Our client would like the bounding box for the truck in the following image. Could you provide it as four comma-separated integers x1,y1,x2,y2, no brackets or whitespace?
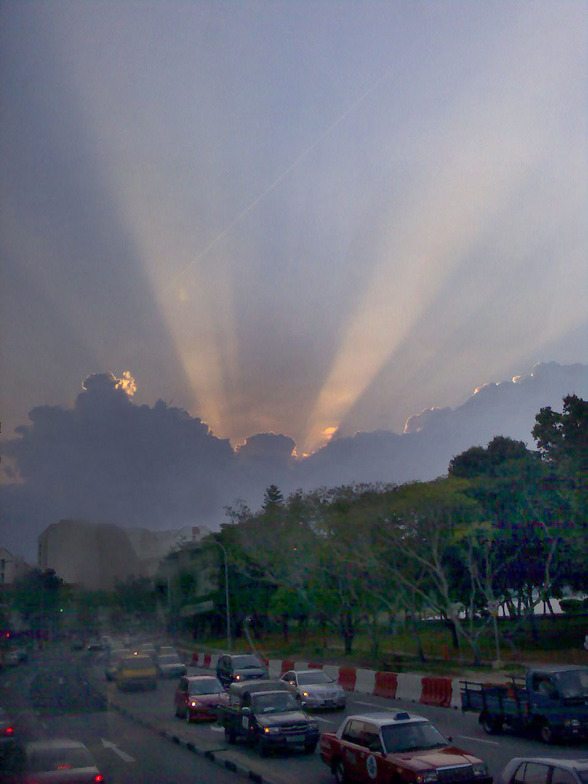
319,709,492,784
460,664,588,743
219,679,320,756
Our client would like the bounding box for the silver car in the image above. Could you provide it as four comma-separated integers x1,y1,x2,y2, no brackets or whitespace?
281,669,346,710
157,651,187,678
21,738,105,783
499,758,588,784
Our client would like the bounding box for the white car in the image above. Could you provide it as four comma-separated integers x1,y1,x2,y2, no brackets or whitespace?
281,669,346,710
157,652,187,678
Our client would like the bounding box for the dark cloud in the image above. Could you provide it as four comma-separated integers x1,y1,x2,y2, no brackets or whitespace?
1,361,586,563
236,433,296,460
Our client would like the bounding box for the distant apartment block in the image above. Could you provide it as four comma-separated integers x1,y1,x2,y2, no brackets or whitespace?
0,547,31,586
37,520,210,591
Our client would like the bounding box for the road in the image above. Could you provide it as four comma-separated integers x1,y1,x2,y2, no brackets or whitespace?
0,646,241,783
1,644,586,784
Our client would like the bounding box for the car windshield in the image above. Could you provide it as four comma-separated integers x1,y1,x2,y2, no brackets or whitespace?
232,655,262,669
190,679,223,695
555,669,588,699
381,721,447,753
252,692,299,713
297,671,332,685
28,746,94,772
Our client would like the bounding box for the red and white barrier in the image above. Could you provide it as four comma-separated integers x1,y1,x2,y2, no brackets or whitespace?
183,652,462,711
419,676,453,707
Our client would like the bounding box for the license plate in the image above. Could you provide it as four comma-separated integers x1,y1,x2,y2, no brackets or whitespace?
288,734,305,743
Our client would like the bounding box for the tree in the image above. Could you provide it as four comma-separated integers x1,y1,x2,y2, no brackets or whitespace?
263,484,285,510
532,395,588,591
11,569,64,637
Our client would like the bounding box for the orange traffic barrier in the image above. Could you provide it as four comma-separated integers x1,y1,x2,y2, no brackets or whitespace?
192,652,199,665
280,659,295,675
307,662,323,669
202,653,211,669
373,671,398,699
338,666,357,692
420,676,452,707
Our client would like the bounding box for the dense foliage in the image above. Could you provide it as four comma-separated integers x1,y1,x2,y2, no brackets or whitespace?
214,396,586,663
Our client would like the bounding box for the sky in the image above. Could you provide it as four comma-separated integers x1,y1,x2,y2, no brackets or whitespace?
1,1,587,462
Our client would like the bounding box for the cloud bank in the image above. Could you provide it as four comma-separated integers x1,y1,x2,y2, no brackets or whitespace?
1,362,586,562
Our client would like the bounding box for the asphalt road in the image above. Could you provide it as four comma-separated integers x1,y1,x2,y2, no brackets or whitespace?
0,646,243,783
88,647,587,784
2,645,586,784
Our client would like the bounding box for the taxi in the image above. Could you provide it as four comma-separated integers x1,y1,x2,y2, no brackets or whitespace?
116,652,157,691
320,710,492,784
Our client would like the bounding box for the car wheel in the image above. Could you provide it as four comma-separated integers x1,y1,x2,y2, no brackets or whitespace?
539,720,555,744
185,710,191,724
480,714,502,735
334,759,347,784
304,740,317,754
257,735,269,757
225,727,236,744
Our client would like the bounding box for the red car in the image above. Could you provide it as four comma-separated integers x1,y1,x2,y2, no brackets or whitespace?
320,710,492,784
174,675,228,722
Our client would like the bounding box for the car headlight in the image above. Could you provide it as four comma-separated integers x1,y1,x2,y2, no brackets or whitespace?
564,719,580,728
302,691,310,697
473,763,489,778
263,726,281,734
234,674,241,680
417,772,438,783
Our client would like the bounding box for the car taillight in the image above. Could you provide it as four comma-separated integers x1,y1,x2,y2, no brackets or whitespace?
4,726,14,736
94,776,104,783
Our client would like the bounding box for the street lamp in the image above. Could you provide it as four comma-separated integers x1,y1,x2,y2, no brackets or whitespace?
210,540,231,652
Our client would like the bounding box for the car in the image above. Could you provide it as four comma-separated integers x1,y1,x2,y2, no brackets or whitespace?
499,758,588,784
158,645,179,656
281,669,346,710
18,738,105,783
0,706,15,745
138,642,156,659
156,651,187,678
105,647,130,681
220,679,320,755
174,675,229,722
320,710,492,784
116,652,157,691
216,652,268,688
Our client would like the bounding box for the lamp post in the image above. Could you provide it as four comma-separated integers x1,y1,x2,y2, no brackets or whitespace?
211,540,231,652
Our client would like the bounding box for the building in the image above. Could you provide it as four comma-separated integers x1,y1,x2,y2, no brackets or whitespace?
0,547,31,586
37,520,211,591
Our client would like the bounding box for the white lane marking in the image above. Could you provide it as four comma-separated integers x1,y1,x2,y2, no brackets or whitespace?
101,738,136,762
210,724,225,733
456,735,499,746
314,716,337,724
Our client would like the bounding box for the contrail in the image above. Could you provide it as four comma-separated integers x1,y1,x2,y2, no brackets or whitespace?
167,67,392,290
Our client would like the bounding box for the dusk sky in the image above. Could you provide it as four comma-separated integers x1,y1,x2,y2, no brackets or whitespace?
2,1,587,459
